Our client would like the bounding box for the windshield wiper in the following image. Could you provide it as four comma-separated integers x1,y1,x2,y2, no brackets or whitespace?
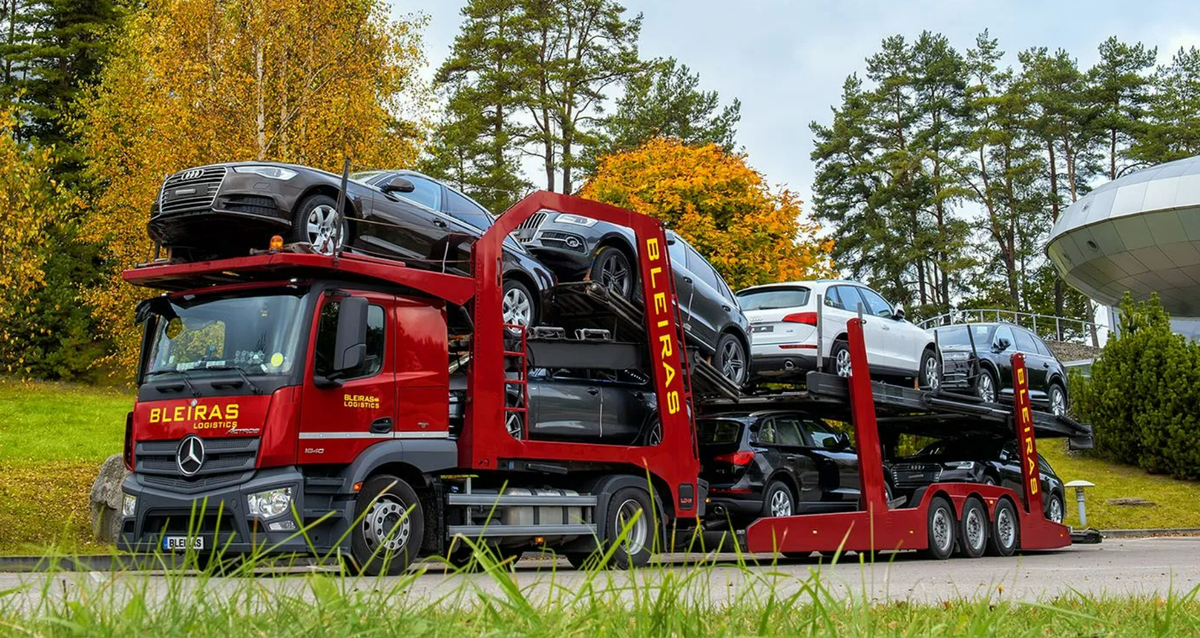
145,369,201,397
202,365,264,395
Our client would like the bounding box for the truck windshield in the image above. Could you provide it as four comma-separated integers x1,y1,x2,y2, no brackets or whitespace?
143,291,306,378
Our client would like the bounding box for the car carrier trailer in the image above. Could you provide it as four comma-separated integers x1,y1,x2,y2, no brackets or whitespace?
118,189,1092,574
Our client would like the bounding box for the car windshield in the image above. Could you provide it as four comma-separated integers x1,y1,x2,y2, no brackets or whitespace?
698,419,744,445
935,325,993,347
736,286,810,311
142,291,307,379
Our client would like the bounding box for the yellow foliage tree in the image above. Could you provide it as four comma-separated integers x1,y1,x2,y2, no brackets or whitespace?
581,137,833,291
0,111,81,371
78,0,430,372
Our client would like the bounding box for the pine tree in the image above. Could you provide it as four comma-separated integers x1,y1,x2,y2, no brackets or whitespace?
1087,36,1156,180
1131,46,1200,164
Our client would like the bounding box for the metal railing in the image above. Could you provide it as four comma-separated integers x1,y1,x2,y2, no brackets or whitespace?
917,308,1107,346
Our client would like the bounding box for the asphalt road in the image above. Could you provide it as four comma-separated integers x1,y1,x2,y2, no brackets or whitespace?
2,537,1197,613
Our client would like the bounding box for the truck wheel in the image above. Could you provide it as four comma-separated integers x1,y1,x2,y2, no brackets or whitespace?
957,497,988,558
502,279,538,328
606,487,656,569
589,246,635,299
351,475,424,576
762,481,794,518
292,194,348,255
987,498,1018,557
715,332,747,386
922,496,956,560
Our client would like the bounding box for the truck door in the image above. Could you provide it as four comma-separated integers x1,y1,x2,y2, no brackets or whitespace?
298,290,396,465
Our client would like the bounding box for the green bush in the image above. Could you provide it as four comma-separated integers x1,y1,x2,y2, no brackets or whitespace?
1073,293,1200,480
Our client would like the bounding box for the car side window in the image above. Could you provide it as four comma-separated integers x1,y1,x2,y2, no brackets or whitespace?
857,287,894,319
835,285,866,314
773,418,805,446
755,420,776,444
398,175,442,211
803,419,842,448
1013,328,1039,354
684,247,719,289
1033,335,1053,357
823,286,841,309
993,326,1015,351
668,235,687,266
446,190,494,230
314,301,385,380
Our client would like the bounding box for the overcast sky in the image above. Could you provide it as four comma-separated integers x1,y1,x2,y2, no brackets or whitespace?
394,0,1200,213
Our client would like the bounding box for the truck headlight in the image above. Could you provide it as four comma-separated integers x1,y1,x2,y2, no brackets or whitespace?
943,351,970,362
247,487,293,519
232,165,298,181
946,461,976,470
122,494,137,517
556,214,598,227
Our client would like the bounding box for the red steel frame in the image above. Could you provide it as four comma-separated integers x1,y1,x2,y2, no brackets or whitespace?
462,191,701,517
744,318,1071,555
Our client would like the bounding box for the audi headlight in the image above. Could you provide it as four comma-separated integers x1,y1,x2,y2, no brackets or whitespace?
946,461,976,470
943,351,970,362
247,487,293,519
232,165,298,181
122,494,137,517
556,214,598,227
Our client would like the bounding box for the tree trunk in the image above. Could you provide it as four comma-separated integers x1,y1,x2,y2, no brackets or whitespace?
255,40,266,159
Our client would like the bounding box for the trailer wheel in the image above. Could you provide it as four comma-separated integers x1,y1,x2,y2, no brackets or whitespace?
292,194,349,255
350,475,425,576
987,498,1019,557
957,497,988,558
922,496,956,560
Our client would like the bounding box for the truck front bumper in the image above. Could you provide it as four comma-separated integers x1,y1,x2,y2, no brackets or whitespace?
117,466,354,556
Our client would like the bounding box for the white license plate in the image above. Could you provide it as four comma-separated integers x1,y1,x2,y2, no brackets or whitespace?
752,325,773,333
163,536,204,551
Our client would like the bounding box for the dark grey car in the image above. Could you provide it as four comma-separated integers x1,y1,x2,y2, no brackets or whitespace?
514,211,752,385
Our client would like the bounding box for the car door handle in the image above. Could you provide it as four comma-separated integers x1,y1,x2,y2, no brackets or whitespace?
370,417,393,434
683,276,693,284
722,304,731,312
1043,362,1050,368
433,219,447,228
587,387,599,395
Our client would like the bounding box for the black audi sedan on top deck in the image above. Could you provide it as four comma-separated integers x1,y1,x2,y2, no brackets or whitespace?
513,211,752,386
932,322,1069,416
698,410,860,525
148,163,555,327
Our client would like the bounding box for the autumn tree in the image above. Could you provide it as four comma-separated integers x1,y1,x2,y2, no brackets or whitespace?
581,137,832,290
78,0,429,371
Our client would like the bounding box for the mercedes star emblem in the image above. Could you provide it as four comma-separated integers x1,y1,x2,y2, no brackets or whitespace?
176,435,206,477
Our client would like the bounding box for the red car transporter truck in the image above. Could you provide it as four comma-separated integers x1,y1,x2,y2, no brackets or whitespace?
117,189,1091,574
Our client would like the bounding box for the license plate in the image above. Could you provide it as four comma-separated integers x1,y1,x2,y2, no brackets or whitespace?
163,536,204,551
751,325,773,333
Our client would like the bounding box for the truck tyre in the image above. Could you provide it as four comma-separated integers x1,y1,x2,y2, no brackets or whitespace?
589,246,635,299
606,487,656,569
715,332,748,386
987,498,1019,557
292,194,348,255
957,497,988,558
502,278,538,328
762,481,794,518
922,496,956,560
351,474,424,576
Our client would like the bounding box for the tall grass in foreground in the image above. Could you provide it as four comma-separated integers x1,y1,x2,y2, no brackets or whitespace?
2,541,1199,637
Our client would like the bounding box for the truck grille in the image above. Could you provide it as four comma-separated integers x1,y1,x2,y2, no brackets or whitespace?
157,166,227,216
135,436,259,484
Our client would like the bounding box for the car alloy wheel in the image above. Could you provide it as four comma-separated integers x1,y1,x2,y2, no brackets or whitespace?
502,287,533,327
597,250,632,298
307,204,343,255
835,348,852,377
719,338,746,385
1050,386,1066,417
1049,494,1064,524
976,372,996,404
362,494,412,554
770,488,793,517
922,354,940,390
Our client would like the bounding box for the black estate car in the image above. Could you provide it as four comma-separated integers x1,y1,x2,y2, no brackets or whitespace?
933,322,1069,416
148,163,555,327
886,437,1066,523
698,410,859,524
514,211,752,385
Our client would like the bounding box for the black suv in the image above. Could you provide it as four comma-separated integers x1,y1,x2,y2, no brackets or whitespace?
933,322,1069,416
698,410,859,524
886,437,1066,523
513,212,752,386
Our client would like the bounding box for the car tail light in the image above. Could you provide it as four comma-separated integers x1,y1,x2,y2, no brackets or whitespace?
714,451,755,466
782,312,818,326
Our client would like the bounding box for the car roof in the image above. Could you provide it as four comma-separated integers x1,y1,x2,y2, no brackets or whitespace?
698,409,814,422
735,279,861,294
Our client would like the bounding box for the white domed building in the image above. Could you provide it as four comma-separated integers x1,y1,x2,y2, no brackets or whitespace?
1047,155,1200,340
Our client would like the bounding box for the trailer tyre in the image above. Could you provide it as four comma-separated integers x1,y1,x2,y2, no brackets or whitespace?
957,497,988,558
350,475,424,576
923,496,956,560
987,498,1019,557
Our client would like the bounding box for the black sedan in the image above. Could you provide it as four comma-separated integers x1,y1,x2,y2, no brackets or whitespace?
148,163,555,327
449,368,659,445
886,438,1066,523
698,410,860,525
933,322,1069,416
513,211,752,385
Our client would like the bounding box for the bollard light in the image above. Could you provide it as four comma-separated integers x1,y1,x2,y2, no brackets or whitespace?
1064,480,1095,527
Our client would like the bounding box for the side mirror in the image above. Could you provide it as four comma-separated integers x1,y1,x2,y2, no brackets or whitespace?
827,433,851,449
331,296,369,376
993,338,1011,353
893,308,905,321
382,176,415,194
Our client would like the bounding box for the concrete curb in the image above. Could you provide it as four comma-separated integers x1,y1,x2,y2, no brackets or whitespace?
1099,527,1200,539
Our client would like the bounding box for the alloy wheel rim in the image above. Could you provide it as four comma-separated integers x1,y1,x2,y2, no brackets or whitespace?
307,204,343,255
599,253,631,297
770,489,793,517
965,508,985,550
997,508,1016,548
647,421,662,446
1050,497,1063,523
505,412,524,439
615,499,649,554
502,288,533,327
978,375,995,403
722,340,746,384
924,357,940,390
931,507,951,552
1051,388,1066,416
836,350,852,377
363,495,411,553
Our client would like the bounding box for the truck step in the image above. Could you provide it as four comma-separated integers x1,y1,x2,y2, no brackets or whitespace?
447,494,597,507
447,523,596,538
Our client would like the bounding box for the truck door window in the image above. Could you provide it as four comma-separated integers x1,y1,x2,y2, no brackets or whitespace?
314,301,386,380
